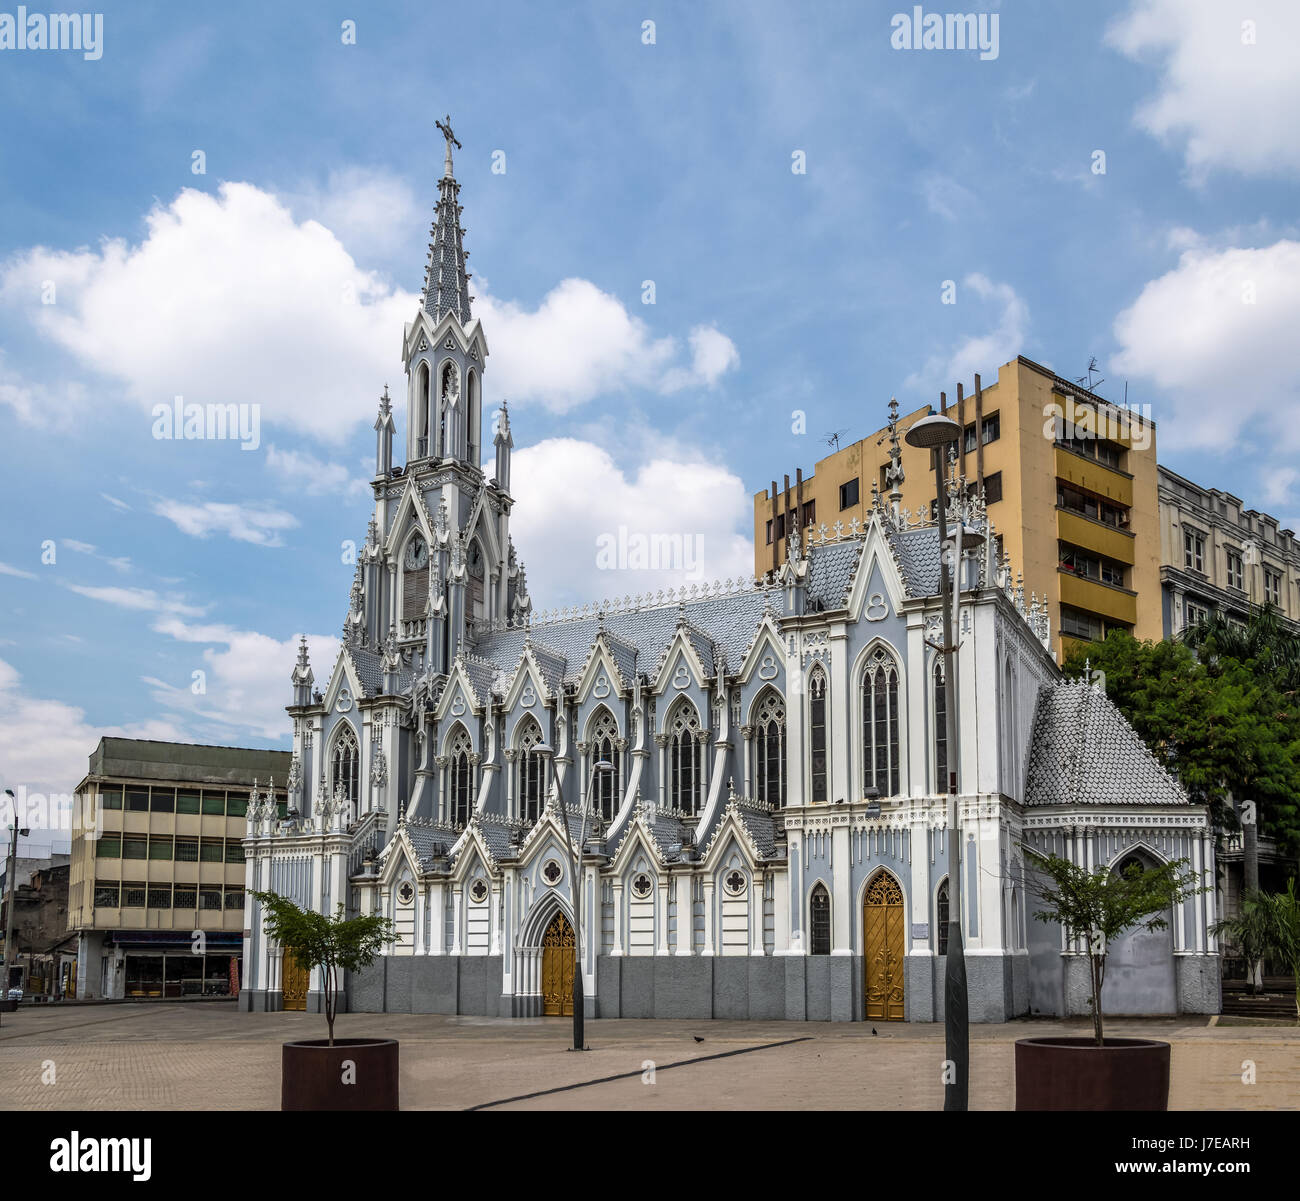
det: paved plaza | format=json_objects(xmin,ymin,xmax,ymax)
[{"xmin": 0, "ymin": 1002, "xmax": 1295, "ymax": 1110}]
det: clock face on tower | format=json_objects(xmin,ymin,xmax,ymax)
[{"xmin": 405, "ymin": 535, "xmax": 428, "ymax": 570}]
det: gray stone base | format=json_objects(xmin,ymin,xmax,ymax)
[
  {"xmin": 329, "ymin": 951, "xmax": 1047, "ymax": 1022},
  {"xmin": 1175, "ymin": 954, "xmax": 1222, "ymax": 1014},
  {"xmin": 238, "ymin": 989, "xmax": 266, "ymax": 1013}
]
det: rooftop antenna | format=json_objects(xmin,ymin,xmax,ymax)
[
  {"xmin": 824, "ymin": 428, "xmax": 849, "ymax": 452},
  {"xmin": 1075, "ymin": 356, "xmax": 1105, "ymax": 393}
]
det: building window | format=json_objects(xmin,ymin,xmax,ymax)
[
  {"xmin": 1183, "ymin": 528, "xmax": 1205, "ymax": 572},
  {"xmin": 1226, "ymin": 548, "xmax": 1244, "ymax": 591},
  {"xmin": 174, "ymin": 887, "xmax": 197, "ymax": 910},
  {"xmin": 225, "ymin": 841, "xmax": 245, "ymax": 864},
  {"xmin": 126, "ymin": 789, "xmax": 149, "ymax": 812},
  {"xmin": 517, "ymin": 719, "xmax": 545, "ymax": 824},
  {"xmin": 589, "ymin": 709, "xmax": 622, "ymax": 822},
  {"xmin": 810, "ymin": 885, "xmax": 831, "ymax": 955},
  {"xmin": 331, "ymin": 725, "xmax": 359, "ymax": 814},
  {"xmin": 150, "ymin": 787, "xmax": 175, "ymax": 813},
  {"xmin": 963, "ymin": 421, "xmax": 978, "ymax": 454},
  {"xmin": 1264, "ymin": 567, "xmax": 1282, "ymax": 608},
  {"xmin": 981, "ymin": 412, "xmax": 1000, "ymax": 445},
  {"xmin": 765, "ymin": 519, "xmax": 773, "ymax": 545},
  {"xmin": 122, "ymin": 883, "xmax": 146, "ymax": 908},
  {"xmin": 937, "ymin": 879, "xmax": 950, "ymax": 956},
  {"xmin": 200, "ymin": 888, "xmax": 223, "ymax": 911},
  {"xmin": 122, "ymin": 836, "xmax": 147, "ymax": 860},
  {"xmin": 753, "ymin": 689, "xmax": 786, "ymax": 808},
  {"xmin": 176, "ymin": 790, "xmax": 200, "ymax": 815},
  {"xmin": 148, "ymin": 836, "xmax": 173, "ymax": 861},
  {"xmin": 668, "ymin": 701, "xmax": 702, "ymax": 814},
  {"xmin": 933, "ymin": 659, "xmax": 948, "ymax": 793},
  {"xmin": 201, "ymin": 789, "xmax": 226, "ymax": 816},
  {"xmin": 1055, "ymin": 417, "xmax": 1124, "ymax": 470},
  {"xmin": 1059, "ymin": 542, "xmax": 1127, "ymax": 588},
  {"xmin": 808, "ymin": 669, "xmax": 828, "ymax": 804},
  {"xmin": 174, "ymin": 838, "xmax": 198, "ymax": 862},
  {"xmin": 801, "ymin": 499, "xmax": 816, "ymax": 530},
  {"xmin": 448, "ymin": 725, "xmax": 474, "ymax": 827},
  {"xmin": 225, "ymin": 889, "xmax": 245, "ymax": 911},
  {"xmin": 147, "ymin": 886, "xmax": 171, "ymax": 909},
  {"xmin": 100, "ymin": 786, "xmax": 123, "ymax": 810},
  {"xmin": 93, "ymin": 881, "xmax": 120, "ymax": 908},
  {"xmin": 839, "ymin": 478, "xmax": 860, "ymax": 510},
  {"xmin": 861, "ymin": 647, "xmax": 901, "ymax": 797},
  {"xmin": 1185, "ymin": 601, "xmax": 1209, "ymax": 628},
  {"xmin": 1058, "ymin": 482, "xmax": 1128, "ymax": 529},
  {"xmin": 96, "ymin": 836, "xmax": 121, "ymax": 859},
  {"xmin": 983, "ymin": 471, "xmax": 1003, "ymax": 505},
  {"xmin": 199, "ymin": 840, "xmax": 224, "ymax": 862},
  {"xmin": 1060, "ymin": 605, "xmax": 1104, "ymax": 641}
]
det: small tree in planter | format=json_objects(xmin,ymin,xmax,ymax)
[
  {"xmin": 1254, "ymin": 878, "xmax": 1300, "ymax": 1020},
  {"xmin": 1211, "ymin": 888, "xmax": 1273, "ymax": 996},
  {"xmin": 253, "ymin": 891, "xmax": 395, "ymax": 1045},
  {"xmin": 1023, "ymin": 849, "xmax": 1205, "ymax": 1046}
]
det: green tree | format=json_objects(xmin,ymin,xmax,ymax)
[
  {"xmin": 1062, "ymin": 632, "xmax": 1300, "ymax": 857},
  {"xmin": 1025, "ymin": 849, "xmax": 1205, "ymax": 1045},
  {"xmin": 252, "ymin": 891, "xmax": 395, "ymax": 1045},
  {"xmin": 1210, "ymin": 889, "xmax": 1274, "ymax": 995}
]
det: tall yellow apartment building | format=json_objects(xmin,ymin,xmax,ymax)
[{"xmin": 753, "ymin": 355, "xmax": 1161, "ymax": 661}]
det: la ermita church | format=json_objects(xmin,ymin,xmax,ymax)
[{"xmin": 239, "ymin": 122, "xmax": 1220, "ymax": 1024}]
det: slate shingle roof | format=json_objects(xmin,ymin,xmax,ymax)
[
  {"xmin": 887, "ymin": 526, "xmax": 943, "ymax": 597},
  {"xmin": 403, "ymin": 819, "xmax": 458, "ymax": 869},
  {"xmin": 1023, "ymin": 679, "xmax": 1189, "ymax": 808},
  {"xmin": 346, "ymin": 644, "xmax": 415, "ymax": 698},
  {"xmin": 806, "ymin": 539, "xmax": 863, "ymax": 608}
]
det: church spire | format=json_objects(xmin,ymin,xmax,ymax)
[{"xmin": 422, "ymin": 115, "xmax": 473, "ymax": 326}]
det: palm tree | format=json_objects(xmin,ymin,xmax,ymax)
[
  {"xmin": 1254, "ymin": 880, "xmax": 1300, "ymax": 1020},
  {"xmin": 1211, "ymin": 889, "xmax": 1273, "ymax": 994}
]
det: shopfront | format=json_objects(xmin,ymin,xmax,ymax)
[{"xmin": 109, "ymin": 932, "xmax": 242, "ymax": 999}]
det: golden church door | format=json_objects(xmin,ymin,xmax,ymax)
[
  {"xmin": 282, "ymin": 950, "xmax": 309, "ymax": 1012},
  {"xmin": 541, "ymin": 913, "xmax": 575, "ymax": 1016},
  {"xmin": 863, "ymin": 873, "xmax": 905, "ymax": 1021}
]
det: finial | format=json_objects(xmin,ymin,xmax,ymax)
[
  {"xmin": 296, "ymin": 635, "xmax": 309, "ymax": 668},
  {"xmin": 435, "ymin": 114, "xmax": 461, "ymax": 179}
]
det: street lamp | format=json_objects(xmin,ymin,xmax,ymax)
[
  {"xmin": 2, "ymin": 788, "xmax": 30, "ymax": 1024},
  {"xmin": 904, "ymin": 407, "xmax": 970, "ymax": 1111},
  {"xmin": 532, "ymin": 743, "xmax": 614, "ymax": 1051}
]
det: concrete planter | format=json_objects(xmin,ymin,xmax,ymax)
[
  {"xmin": 281, "ymin": 1039, "xmax": 399, "ymax": 1111},
  {"xmin": 1015, "ymin": 1037, "xmax": 1170, "ymax": 1111}
]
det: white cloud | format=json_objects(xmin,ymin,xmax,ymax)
[
  {"xmin": 0, "ymin": 561, "xmax": 37, "ymax": 580},
  {"xmin": 905, "ymin": 273, "xmax": 1028, "ymax": 395},
  {"xmin": 1111, "ymin": 239, "xmax": 1300, "ymax": 450},
  {"xmin": 152, "ymin": 498, "xmax": 299, "ymax": 546},
  {"xmin": 147, "ymin": 620, "xmax": 339, "ymax": 740},
  {"xmin": 0, "ymin": 182, "xmax": 413, "ymax": 442},
  {"xmin": 476, "ymin": 278, "xmax": 739, "ymax": 411},
  {"xmin": 1, "ymin": 182, "xmax": 741, "ymax": 436},
  {"xmin": 63, "ymin": 583, "xmax": 205, "ymax": 617},
  {"xmin": 282, "ymin": 166, "xmax": 421, "ymax": 260},
  {"xmin": 0, "ymin": 656, "xmax": 185, "ymax": 817},
  {"xmin": 1106, "ymin": 0, "xmax": 1300, "ymax": 179},
  {"xmin": 509, "ymin": 438, "xmax": 755, "ymax": 607},
  {"xmin": 920, "ymin": 173, "xmax": 977, "ymax": 222},
  {"xmin": 62, "ymin": 538, "xmax": 132, "ymax": 572},
  {"xmin": 100, "ymin": 492, "xmax": 131, "ymax": 511},
  {"xmin": 265, "ymin": 444, "xmax": 369, "ymax": 498}
]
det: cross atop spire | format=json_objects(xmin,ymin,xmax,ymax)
[
  {"xmin": 435, "ymin": 114, "xmax": 461, "ymax": 180},
  {"xmin": 422, "ymin": 115, "xmax": 473, "ymax": 325}
]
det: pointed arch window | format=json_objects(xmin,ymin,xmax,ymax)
[
  {"xmin": 517, "ymin": 719, "xmax": 545, "ymax": 824},
  {"xmin": 331, "ymin": 724, "xmax": 359, "ymax": 815},
  {"xmin": 809, "ymin": 884, "xmax": 831, "ymax": 955},
  {"xmin": 589, "ymin": 709, "xmax": 621, "ymax": 822},
  {"xmin": 466, "ymin": 369, "xmax": 480, "ymax": 467},
  {"xmin": 808, "ymin": 668, "xmax": 828, "ymax": 805},
  {"xmin": 936, "ymin": 878, "xmax": 950, "ymax": 957},
  {"xmin": 753, "ymin": 689, "xmax": 786, "ymax": 808},
  {"xmin": 862, "ymin": 647, "xmax": 901, "ymax": 796},
  {"xmin": 403, "ymin": 531, "xmax": 430, "ymax": 623},
  {"xmin": 447, "ymin": 726, "xmax": 473, "ymax": 828},
  {"xmin": 668, "ymin": 702, "xmax": 701, "ymax": 814},
  {"xmin": 439, "ymin": 361, "xmax": 458, "ymax": 458},
  {"xmin": 415, "ymin": 361, "xmax": 431, "ymax": 458},
  {"xmin": 933, "ymin": 658, "xmax": 948, "ymax": 793}
]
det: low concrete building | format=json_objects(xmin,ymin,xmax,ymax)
[{"xmin": 69, "ymin": 738, "xmax": 289, "ymax": 1000}]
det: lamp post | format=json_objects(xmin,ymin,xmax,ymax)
[
  {"xmin": 533, "ymin": 744, "xmax": 614, "ymax": 1050},
  {"xmin": 904, "ymin": 409, "xmax": 970, "ymax": 1111},
  {"xmin": 2, "ymin": 788, "xmax": 29, "ymax": 1023}
]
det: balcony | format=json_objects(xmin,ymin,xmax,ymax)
[
  {"xmin": 1058, "ymin": 571, "xmax": 1138, "ymax": 625},
  {"xmin": 400, "ymin": 618, "xmax": 427, "ymax": 641},
  {"xmin": 1056, "ymin": 509, "xmax": 1135, "ymax": 564},
  {"xmin": 1054, "ymin": 446, "xmax": 1133, "ymax": 507}
]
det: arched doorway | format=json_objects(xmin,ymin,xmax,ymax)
[
  {"xmin": 541, "ymin": 912, "xmax": 575, "ymax": 1016},
  {"xmin": 863, "ymin": 872, "xmax": 904, "ymax": 1021},
  {"xmin": 1101, "ymin": 851, "xmax": 1177, "ymax": 1015},
  {"xmin": 282, "ymin": 950, "xmax": 308, "ymax": 1012}
]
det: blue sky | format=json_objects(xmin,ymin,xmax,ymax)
[{"xmin": 1, "ymin": 0, "xmax": 1297, "ymax": 846}]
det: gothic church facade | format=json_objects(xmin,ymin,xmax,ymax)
[{"xmin": 239, "ymin": 127, "xmax": 1220, "ymax": 1023}]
